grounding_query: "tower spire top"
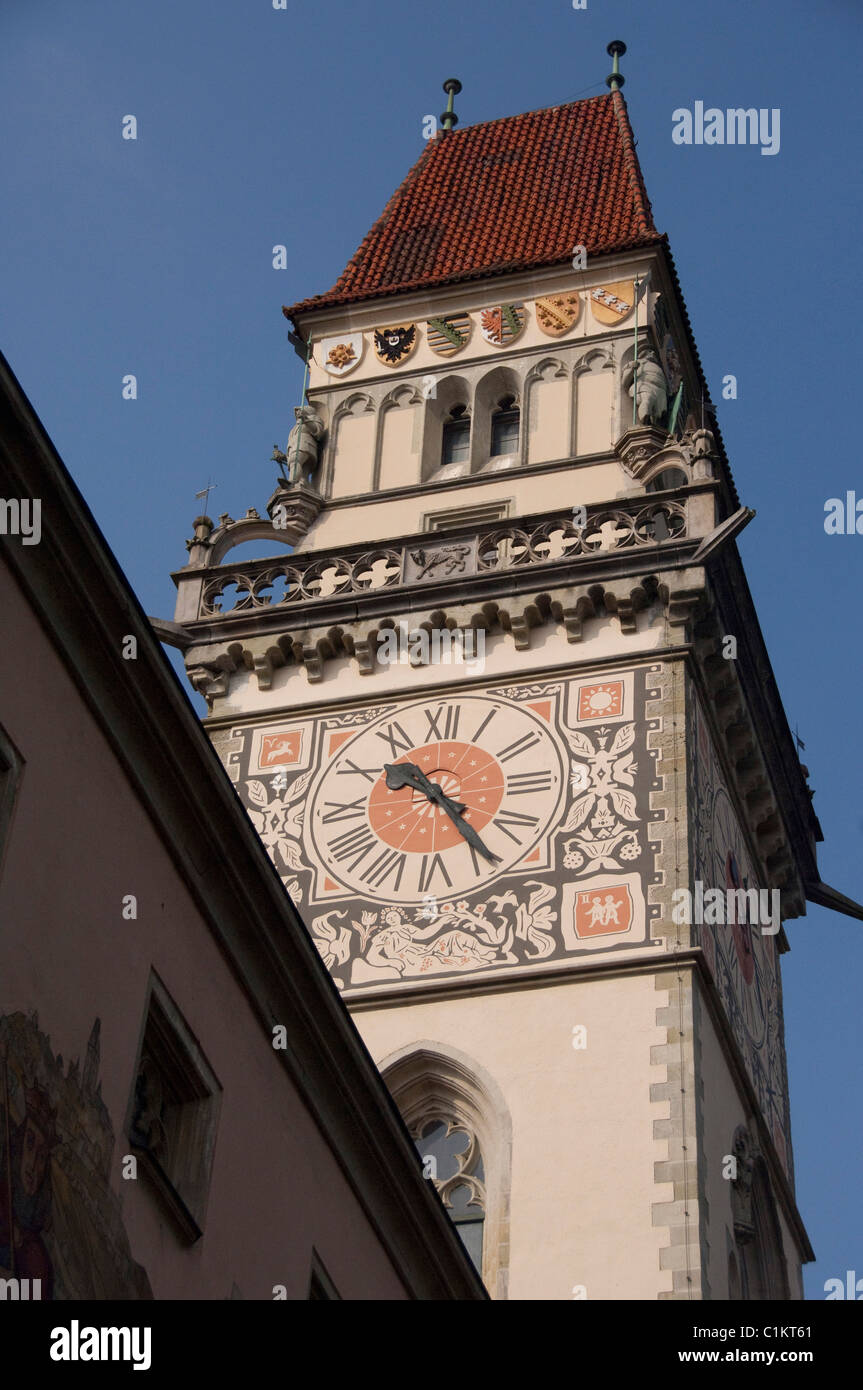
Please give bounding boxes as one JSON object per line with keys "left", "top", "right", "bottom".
{"left": 440, "top": 78, "right": 462, "bottom": 133}
{"left": 606, "top": 39, "right": 626, "bottom": 91}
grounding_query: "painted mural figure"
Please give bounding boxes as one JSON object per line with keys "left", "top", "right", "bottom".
{"left": 0, "top": 1012, "right": 153, "bottom": 1300}
{"left": 0, "top": 1063, "right": 57, "bottom": 1297}
{"left": 585, "top": 894, "right": 622, "bottom": 929}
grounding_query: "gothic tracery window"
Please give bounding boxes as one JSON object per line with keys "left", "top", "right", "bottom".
{"left": 382, "top": 1045, "right": 510, "bottom": 1297}
{"left": 413, "top": 1117, "right": 486, "bottom": 1272}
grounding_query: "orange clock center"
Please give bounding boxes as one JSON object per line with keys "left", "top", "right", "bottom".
{"left": 367, "top": 741, "right": 505, "bottom": 853}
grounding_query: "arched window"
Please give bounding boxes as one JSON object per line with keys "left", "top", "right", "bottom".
{"left": 380, "top": 1043, "right": 511, "bottom": 1298}
{"left": 414, "top": 1118, "right": 485, "bottom": 1272}
{"left": 646, "top": 467, "right": 688, "bottom": 493}
{"left": 442, "top": 405, "right": 470, "bottom": 466}
{"left": 490, "top": 396, "right": 520, "bottom": 457}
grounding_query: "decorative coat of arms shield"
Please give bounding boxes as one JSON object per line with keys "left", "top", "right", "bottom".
{"left": 479, "top": 303, "right": 525, "bottom": 346}
{"left": 319, "top": 333, "right": 364, "bottom": 377}
{"left": 373, "top": 324, "right": 417, "bottom": 366}
{"left": 535, "top": 293, "right": 581, "bottom": 337}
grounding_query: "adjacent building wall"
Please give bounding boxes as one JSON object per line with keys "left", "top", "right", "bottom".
{"left": 0, "top": 551, "right": 415, "bottom": 1300}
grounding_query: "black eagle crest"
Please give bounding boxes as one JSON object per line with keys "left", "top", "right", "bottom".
{"left": 374, "top": 324, "right": 416, "bottom": 363}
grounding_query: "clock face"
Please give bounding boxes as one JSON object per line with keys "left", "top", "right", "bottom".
{"left": 306, "top": 694, "right": 566, "bottom": 904}
{"left": 229, "top": 667, "right": 658, "bottom": 991}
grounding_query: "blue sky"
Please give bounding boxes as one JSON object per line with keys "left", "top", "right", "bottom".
{"left": 2, "top": 0, "right": 861, "bottom": 1299}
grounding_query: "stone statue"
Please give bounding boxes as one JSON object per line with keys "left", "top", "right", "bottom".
{"left": 272, "top": 404, "right": 326, "bottom": 485}
{"left": 730, "top": 1124, "right": 755, "bottom": 1244}
{"left": 622, "top": 348, "right": 669, "bottom": 427}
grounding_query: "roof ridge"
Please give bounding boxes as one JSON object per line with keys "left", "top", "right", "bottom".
{"left": 440, "top": 87, "right": 611, "bottom": 137}
{"left": 609, "top": 89, "right": 656, "bottom": 238}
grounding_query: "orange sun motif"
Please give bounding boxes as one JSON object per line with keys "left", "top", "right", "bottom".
{"left": 577, "top": 682, "right": 623, "bottom": 720}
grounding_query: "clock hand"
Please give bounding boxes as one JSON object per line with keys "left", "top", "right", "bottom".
{"left": 383, "top": 761, "right": 465, "bottom": 812}
{"left": 383, "top": 762, "right": 500, "bottom": 865}
{"left": 419, "top": 779, "right": 468, "bottom": 817}
{"left": 437, "top": 800, "right": 502, "bottom": 865}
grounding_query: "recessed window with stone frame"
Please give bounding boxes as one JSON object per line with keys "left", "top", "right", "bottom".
{"left": 490, "top": 396, "right": 520, "bottom": 458}
{"left": 441, "top": 405, "right": 471, "bottom": 467}
{"left": 127, "top": 973, "right": 222, "bottom": 1242}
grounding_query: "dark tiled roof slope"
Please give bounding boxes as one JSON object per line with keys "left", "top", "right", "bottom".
{"left": 284, "top": 92, "right": 659, "bottom": 319}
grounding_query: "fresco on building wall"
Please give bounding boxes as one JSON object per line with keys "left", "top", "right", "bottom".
{"left": 222, "top": 667, "right": 666, "bottom": 991}
{"left": 0, "top": 1011, "right": 152, "bottom": 1299}
{"left": 686, "top": 685, "right": 793, "bottom": 1179}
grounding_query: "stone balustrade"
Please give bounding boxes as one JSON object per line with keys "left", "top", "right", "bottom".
{"left": 198, "top": 498, "right": 688, "bottom": 619}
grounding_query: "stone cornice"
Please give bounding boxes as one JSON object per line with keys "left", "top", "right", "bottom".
{"left": 690, "top": 547, "right": 821, "bottom": 916}
{"left": 289, "top": 246, "right": 660, "bottom": 338}
{"left": 180, "top": 563, "right": 706, "bottom": 700}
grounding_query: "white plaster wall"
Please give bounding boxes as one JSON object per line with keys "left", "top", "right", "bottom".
{"left": 528, "top": 376, "right": 570, "bottom": 465}
{"left": 576, "top": 367, "right": 615, "bottom": 457}
{"left": 304, "top": 260, "right": 655, "bottom": 395}
{"left": 331, "top": 412, "right": 375, "bottom": 499}
{"left": 379, "top": 402, "right": 421, "bottom": 491}
{"left": 302, "top": 256, "right": 659, "bottom": 513}
{"left": 352, "top": 971, "right": 675, "bottom": 1300}
{"left": 299, "top": 460, "right": 630, "bottom": 551}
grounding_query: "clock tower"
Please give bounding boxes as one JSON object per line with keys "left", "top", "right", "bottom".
{"left": 163, "top": 51, "right": 853, "bottom": 1299}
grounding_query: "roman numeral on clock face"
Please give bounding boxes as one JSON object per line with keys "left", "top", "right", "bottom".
{"left": 320, "top": 796, "right": 366, "bottom": 823}
{"left": 336, "top": 759, "right": 380, "bottom": 783}
{"left": 418, "top": 853, "right": 453, "bottom": 894}
{"left": 467, "top": 842, "right": 492, "bottom": 878}
{"left": 423, "top": 704, "right": 460, "bottom": 741}
{"left": 506, "top": 770, "right": 553, "bottom": 795}
{"left": 493, "top": 807, "right": 540, "bottom": 844}
{"left": 496, "top": 731, "right": 542, "bottom": 763}
{"left": 374, "top": 721, "right": 414, "bottom": 759}
{"left": 362, "top": 847, "right": 406, "bottom": 892}
{"left": 471, "top": 708, "right": 497, "bottom": 743}
{"left": 326, "top": 824, "right": 377, "bottom": 870}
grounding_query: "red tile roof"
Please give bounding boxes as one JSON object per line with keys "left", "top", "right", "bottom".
{"left": 284, "top": 92, "right": 659, "bottom": 321}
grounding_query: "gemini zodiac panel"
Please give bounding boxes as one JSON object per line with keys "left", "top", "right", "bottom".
{"left": 220, "top": 669, "right": 667, "bottom": 992}
{"left": 687, "top": 679, "right": 793, "bottom": 1179}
